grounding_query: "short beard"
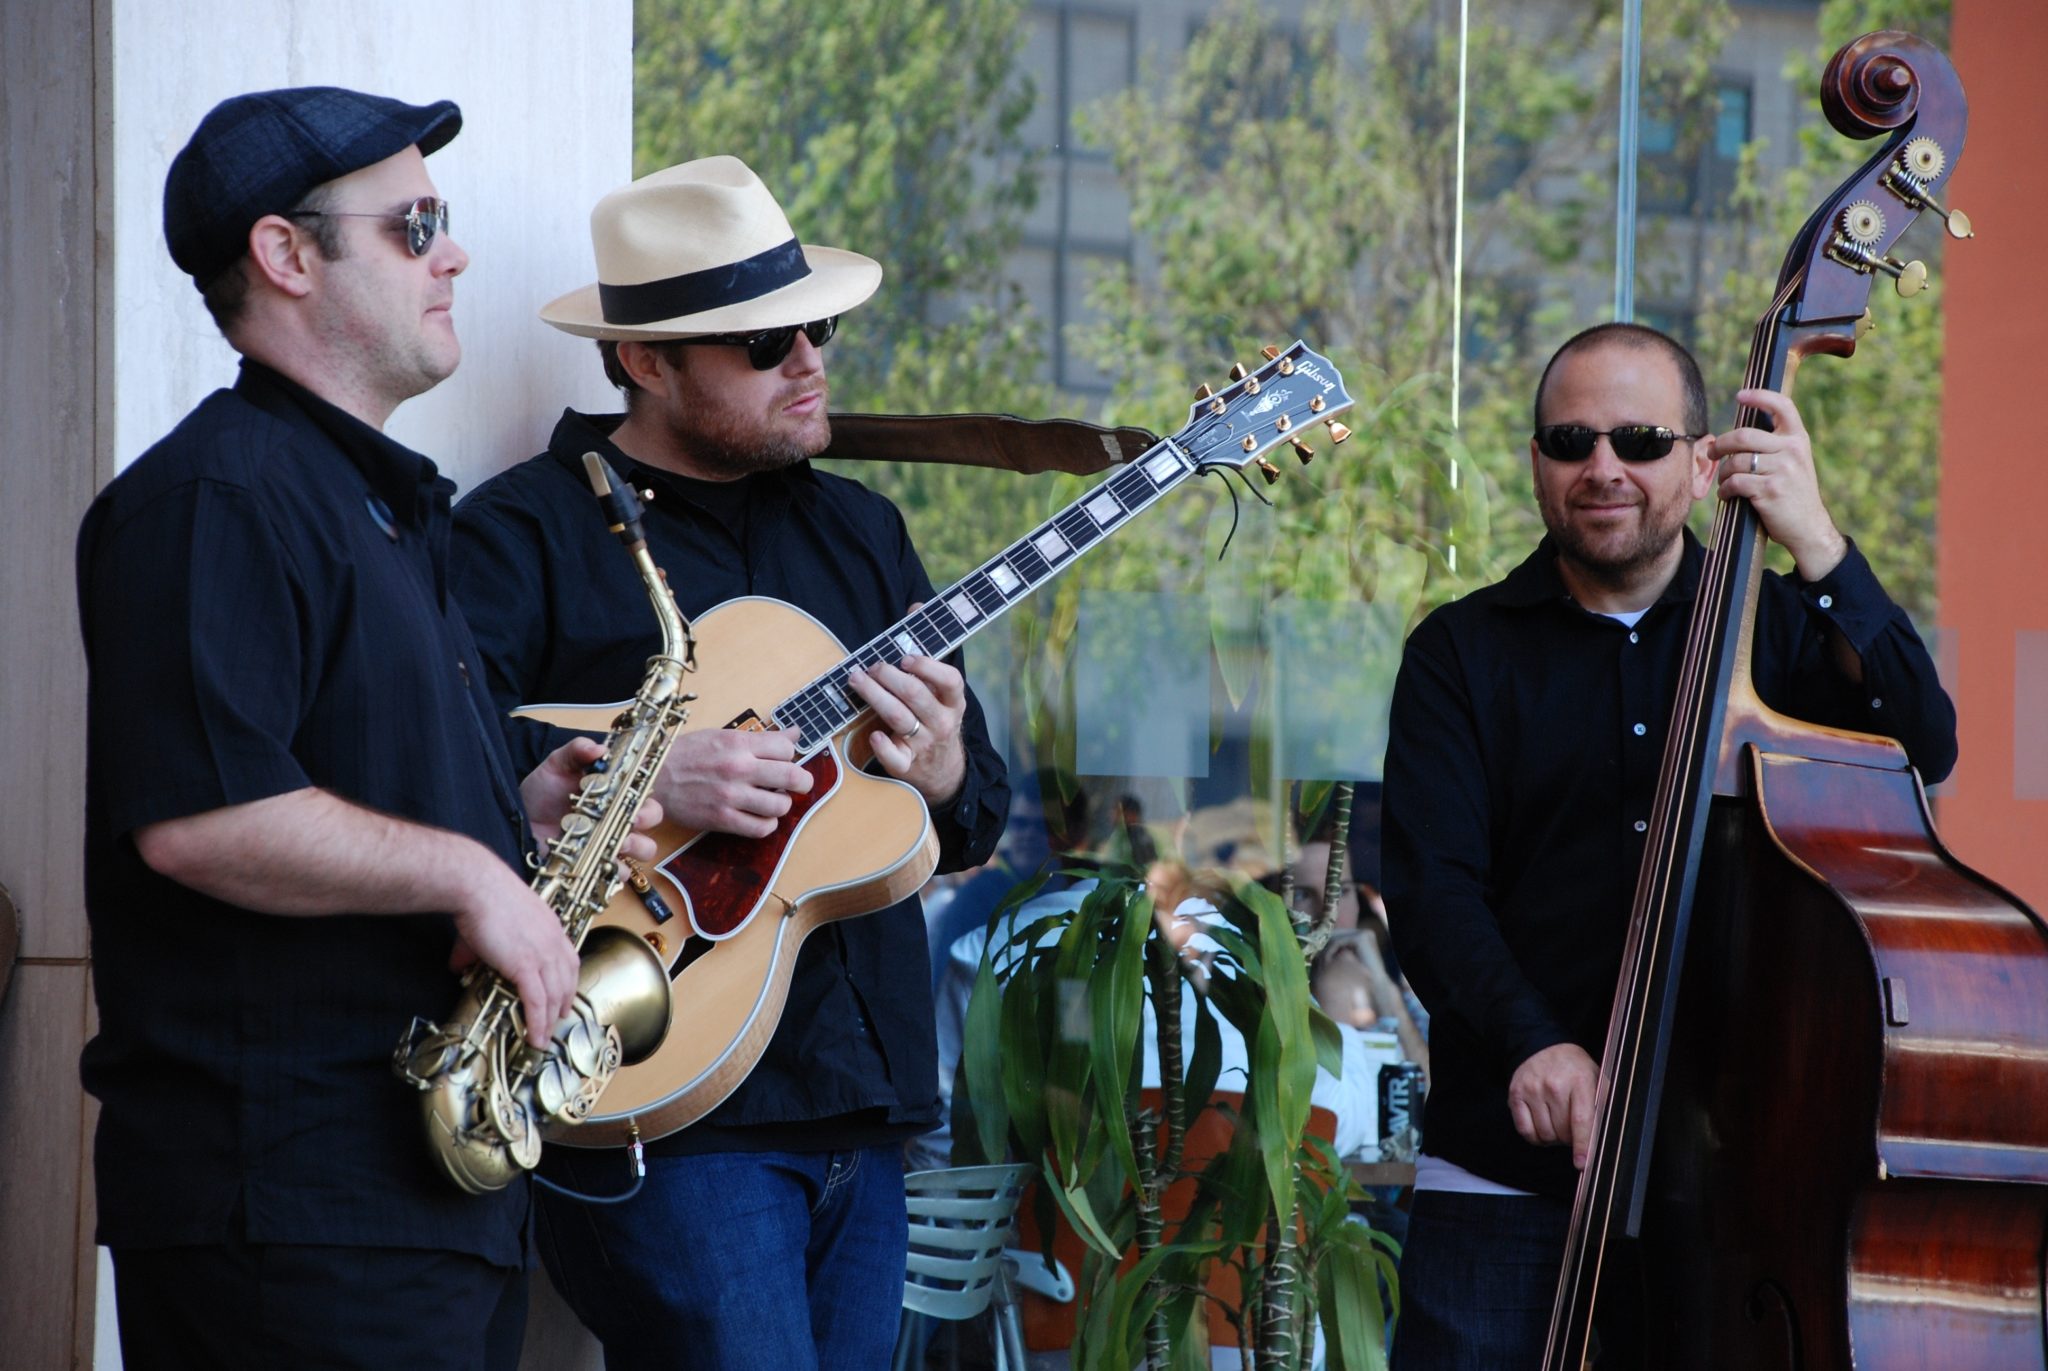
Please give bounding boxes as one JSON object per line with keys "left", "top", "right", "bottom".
{"left": 667, "top": 380, "right": 831, "bottom": 477}
{"left": 1538, "top": 487, "right": 1691, "bottom": 591}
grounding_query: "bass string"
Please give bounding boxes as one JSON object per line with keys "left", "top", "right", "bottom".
{"left": 1548, "top": 280, "right": 1803, "bottom": 1345}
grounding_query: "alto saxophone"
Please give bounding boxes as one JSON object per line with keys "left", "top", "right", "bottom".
{"left": 396, "top": 454, "right": 692, "bottom": 1194}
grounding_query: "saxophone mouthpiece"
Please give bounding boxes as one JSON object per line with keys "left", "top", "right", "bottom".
{"left": 581, "top": 452, "right": 648, "bottom": 549}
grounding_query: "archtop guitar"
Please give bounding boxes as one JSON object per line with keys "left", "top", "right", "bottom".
{"left": 523, "top": 342, "right": 1355, "bottom": 1145}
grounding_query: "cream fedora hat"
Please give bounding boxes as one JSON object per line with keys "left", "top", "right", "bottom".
{"left": 540, "top": 155, "right": 882, "bottom": 340}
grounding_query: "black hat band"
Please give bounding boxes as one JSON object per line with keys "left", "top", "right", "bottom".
{"left": 597, "top": 237, "right": 811, "bottom": 326}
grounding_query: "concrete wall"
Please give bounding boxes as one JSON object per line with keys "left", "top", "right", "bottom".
{"left": 1, "top": 2, "right": 630, "bottom": 1365}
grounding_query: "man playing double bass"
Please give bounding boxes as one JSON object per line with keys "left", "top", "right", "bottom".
{"left": 1380, "top": 321, "right": 1956, "bottom": 1368}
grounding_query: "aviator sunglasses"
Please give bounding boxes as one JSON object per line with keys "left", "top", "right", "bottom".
{"left": 1534, "top": 423, "right": 1705, "bottom": 464}
{"left": 285, "top": 195, "right": 451, "bottom": 257}
{"left": 674, "top": 315, "right": 840, "bottom": 371}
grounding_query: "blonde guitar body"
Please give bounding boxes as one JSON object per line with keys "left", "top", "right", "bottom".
{"left": 508, "top": 341, "right": 1360, "bottom": 1148}
{"left": 518, "top": 596, "right": 937, "bottom": 1146}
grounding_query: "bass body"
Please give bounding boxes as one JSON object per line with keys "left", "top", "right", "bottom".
{"left": 521, "top": 595, "right": 936, "bottom": 1145}
{"left": 1543, "top": 32, "right": 2048, "bottom": 1370}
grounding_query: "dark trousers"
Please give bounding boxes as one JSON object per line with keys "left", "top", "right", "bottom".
{"left": 111, "top": 1238, "right": 526, "bottom": 1371}
{"left": 1389, "top": 1190, "right": 1569, "bottom": 1371}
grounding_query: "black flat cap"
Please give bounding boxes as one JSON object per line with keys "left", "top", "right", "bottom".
{"left": 164, "top": 86, "right": 461, "bottom": 289}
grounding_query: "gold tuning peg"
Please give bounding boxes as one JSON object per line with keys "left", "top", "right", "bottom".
{"left": 1194, "top": 383, "right": 1214, "bottom": 401}
{"left": 1324, "top": 419, "right": 1352, "bottom": 444}
{"left": 1254, "top": 458, "right": 1281, "bottom": 484}
{"left": 1289, "top": 437, "right": 1315, "bottom": 464}
{"left": 1261, "top": 345, "right": 1281, "bottom": 360}
{"left": 1878, "top": 256, "right": 1929, "bottom": 298}
{"left": 1941, "top": 206, "right": 1973, "bottom": 240}
{"left": 1854, "top": 309, "right": 1876, "bottom": 341}
{"left": 1229, "top": 362, "right": 1249, "bottom": 382}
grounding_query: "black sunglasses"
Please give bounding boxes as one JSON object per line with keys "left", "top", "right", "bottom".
{"left": 674, "top": 316, "right": 839, "bottom": 371}
{"left": 1534, "top": 423, "right": 1704, "bottom": 464}
{"left": 285, "top": 195, "right": 450, "bottom": 257}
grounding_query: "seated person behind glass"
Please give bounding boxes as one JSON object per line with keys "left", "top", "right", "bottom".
{"left": 1292, "top": 839, "right": 1430, "bottom": 1084}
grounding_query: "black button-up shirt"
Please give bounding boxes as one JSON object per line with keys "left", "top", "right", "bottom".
{"left": 77, "top": 362, "right": 532, "bottom": 1261}
{"left": 450, "top": 410, "right": 1009, "bottom": 1153}
{"left": 1382, "top": 532, "right": 1956, "bottom": 1199}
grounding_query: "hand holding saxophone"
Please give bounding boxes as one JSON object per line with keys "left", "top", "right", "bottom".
{"left": 445, "top": 860, "right": 581, "bottom": 1051}
{"left": 526, "top": 736, "right": 666, "bottom": 863}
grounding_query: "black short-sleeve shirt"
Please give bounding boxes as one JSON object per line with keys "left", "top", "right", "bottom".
{"left": 451, "top": 410, "right": 1010, "bottom": 1154}
{"left": 77, "top": 361, "right": 532, "bottom": 1262}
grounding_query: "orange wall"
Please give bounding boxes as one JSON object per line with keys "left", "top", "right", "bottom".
{"left": 1936, "top": 1, "right": 2048, "bottom": 909}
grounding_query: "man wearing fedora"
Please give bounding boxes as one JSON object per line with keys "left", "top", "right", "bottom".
{"left": 77, "top": 87, "right": 637, "bottom": 1369}
{"left": 451, "top": 156, "right": 1010, "bottom": 1368}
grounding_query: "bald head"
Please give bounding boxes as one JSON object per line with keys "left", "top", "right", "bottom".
{"left": 1533, "top": 322, "right": 1710, "bottom": 437}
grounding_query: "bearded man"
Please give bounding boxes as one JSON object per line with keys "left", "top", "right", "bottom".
{"left": 1379, "top": 322, "right": 1956, "bottom": 1369}
{"left": 449, "top": 156, "right": 1008, "bottom": 1370}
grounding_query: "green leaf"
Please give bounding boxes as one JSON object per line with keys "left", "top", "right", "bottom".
{"left": 997, "top": 961, "right": 1047, "bottom": 1162}
{"left": 1245, "top": 882, "right": 1317, "bottom": 1229}
{"left": 1043, "top": 891, "right": 1104, "bottom": 1171}
{"left": 1309, "top": 1003, "right": 1346, "bottom": 1080}
{"left": 961, "top": 951, "right": 1008, "bottom": 1165}
{"left": 1184, "top": 990, "right": 1224, "bottom": 1128}
{"left": 1048, "top": 1172, "right": 1124, "bottom": 1261}
{"left": 1089, "top": 885, "right": 1152, "bottom": 1192}
{"left": 1317, "top": 1234, "right": 1387, "bottom": 1371}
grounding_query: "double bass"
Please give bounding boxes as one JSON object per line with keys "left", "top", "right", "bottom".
{"left": 1544, "top": 31, "right": 2048, "bottom": 1371}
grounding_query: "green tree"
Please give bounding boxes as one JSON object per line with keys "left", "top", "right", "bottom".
{"left": 1693, "top": 0, "right": 1952, "bottom": 625}
{"left": 1062, "top": 0, "right": 1732, "bottom": 620}
{"left": 632, "top": 0, "right": 1058, "bottom": 577}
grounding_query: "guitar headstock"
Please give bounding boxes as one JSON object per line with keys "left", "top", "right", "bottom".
{"left": 1170, "top": 342, "right": 1356, "bottom": 483}
{"left": 1789, "top": 31, "right": 1970, "bottom": 344}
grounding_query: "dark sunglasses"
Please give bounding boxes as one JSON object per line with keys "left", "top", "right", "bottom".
{"left": 1534, "top": 423, "right": 1704, "bottom": 463}
{"left": 674, "top": 316, "right": 839, "bottom": 371}
{"left": 285, "top": 195, "right": 450, "bottom": 257}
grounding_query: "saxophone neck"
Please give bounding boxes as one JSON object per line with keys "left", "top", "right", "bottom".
{"left": 630, "top": 544, "right": 696, "bottom": 676}
{"left": 582, "top": 452, "right": 696, "bottom": 678}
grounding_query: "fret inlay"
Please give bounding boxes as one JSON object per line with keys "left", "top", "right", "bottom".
{"left": 1145, "top": 451, "right": 1183, "bottom": 483}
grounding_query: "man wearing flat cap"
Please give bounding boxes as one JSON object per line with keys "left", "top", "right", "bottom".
{"left": 77, "top": 87, "right": 644, "bottom": 1369}
{"left": 452, "top": 157, "right": 1010, "bottom": 1368}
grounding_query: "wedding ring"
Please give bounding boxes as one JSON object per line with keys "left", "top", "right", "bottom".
{"left": 902, "top": 718, "right": 923, "bottom": 741}
{"left": 1750, "top": 452, "right": 1760, "bottom": 474}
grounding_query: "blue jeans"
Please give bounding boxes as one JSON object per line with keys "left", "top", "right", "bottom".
{"left": 537, "top": 1145, "right": 908, "bottom": 1371}
{"left": 1389, "top": 1190, "right": 1570, "bottom": 1371}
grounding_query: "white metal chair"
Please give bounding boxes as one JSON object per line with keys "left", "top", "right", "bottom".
{"left": 896, "top": 1162, "right": 1036, "bottom": 1371}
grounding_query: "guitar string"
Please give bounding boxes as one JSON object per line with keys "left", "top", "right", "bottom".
{"left": 1547, "top": 277, "right": 1797, "bottom": 1358}
{"left": 767, "top": 347, "right": 1339, "bottom": 758}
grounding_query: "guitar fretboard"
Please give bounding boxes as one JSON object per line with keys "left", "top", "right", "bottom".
{"left": 773, "top": 441, "right": 1200, "bottom": 752}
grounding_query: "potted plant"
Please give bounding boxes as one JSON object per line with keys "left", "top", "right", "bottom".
{"left": 955, "top": 789, "right": 1399, "bottom": 1370}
